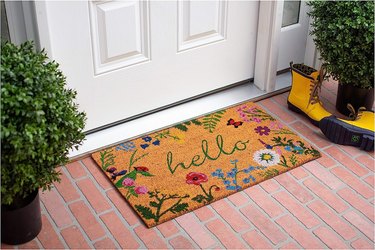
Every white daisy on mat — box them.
[253,149,280,167]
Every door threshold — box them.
[69,73,291,160]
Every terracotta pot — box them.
[1,190,42,245]
[336,83,374,116]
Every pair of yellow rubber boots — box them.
[287,63,374,151]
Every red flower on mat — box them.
[254,126,271,136]
[135,186,148,194]
[134,166,149,172]
[186,172,208,185]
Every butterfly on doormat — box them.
[227,118,243,128]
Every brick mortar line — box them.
[213,196,258,231]
[334,185,375,210]
[226,193,252,209]
[238,189,303,248]
[297,179,372,245]
[53,167,118,248]
[303,161,346,191]
[175,212,224,249]
[40,185,79,231]
[219,196,260,232]
[329,166,374,200]
[60,167,120,244]
[77,161,148,249]
[330,146,373,178]
[270,175,357,248]
[341,209,375,242]
[164,221,201,249]
[39,204,69,249]
[58,166,126,249]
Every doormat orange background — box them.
[91,101,320,227]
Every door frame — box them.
[254,0,318,92]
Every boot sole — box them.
[319,116,374,151]
[287,101,319,127]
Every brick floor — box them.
[3,82,374,249]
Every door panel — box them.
[36,0,259,131]
[89,1,150,74]
[277,0,309,71]
[178,0,226,51]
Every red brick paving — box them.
[60,225,91,249]
[9,91,374,249]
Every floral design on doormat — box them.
[135,190,190,224]
[91,101,320,227]
[187,172,220,204]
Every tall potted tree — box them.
[308,1,374,116]
[1,41,86,244]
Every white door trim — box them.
[4,1,39,47]
[254,0,319,92]
[253,0,284,92]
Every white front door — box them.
[277,0,309,71]
[35,0,259,132]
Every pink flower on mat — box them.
[247,106,257,113]
[122,178,135,187]
[135,186,148,194]
[252,117,262,123]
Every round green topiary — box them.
[1,41,86,205]
[308,1,374,89]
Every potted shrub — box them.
[1,41,86,244]
[308,1,374,116]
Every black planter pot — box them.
[1,190,42,245]
[336,83,374,116]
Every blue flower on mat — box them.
[211,169,222,177]
[142,136,152,142]
[294,146,303,154]
[243,178,250,184]
[226,185,236,191]
[223,180,230,185]
[226,171,235,178]
[152,140,160,146]
[231,168,238,173]
[230,159,239,164]
[285,146,292,151]
[140,144,149,149]
[116,142,136,152]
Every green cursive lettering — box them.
[167,135,249,174]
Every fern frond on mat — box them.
[99,149,115,170]
[174,119,202,132]
[202,110,226,133]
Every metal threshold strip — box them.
[69,74,291,161]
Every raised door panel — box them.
[178,0,227,51]
[89,0,150,75]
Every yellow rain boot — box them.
[320,104,374,151]
[287,62,332,126]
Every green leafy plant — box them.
[308,1,374,89]
[1,41,86,205]
[202,110,226,133]
[174,119,202,132]
[135,190,189,223]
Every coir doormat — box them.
[91,101,320,227]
